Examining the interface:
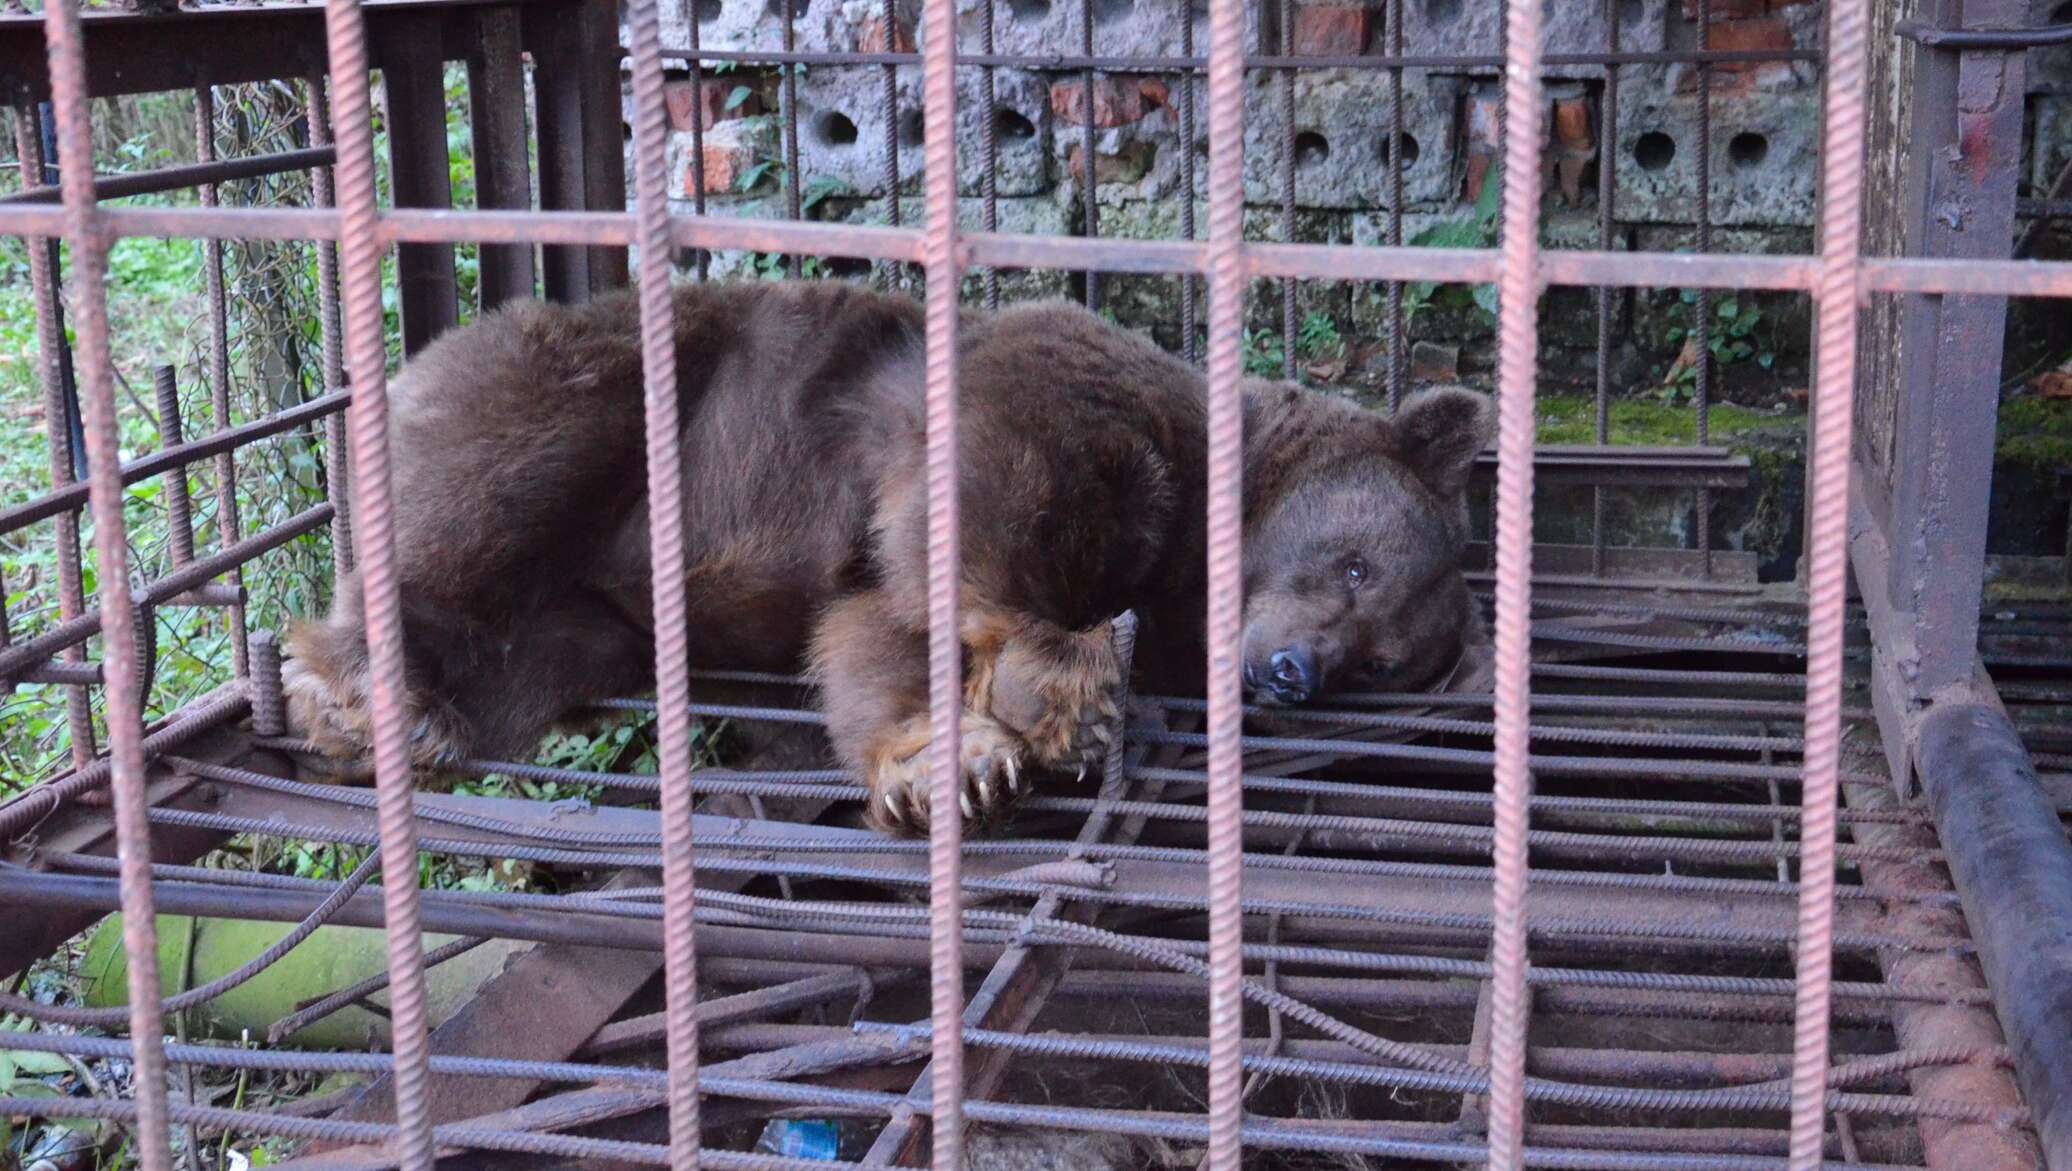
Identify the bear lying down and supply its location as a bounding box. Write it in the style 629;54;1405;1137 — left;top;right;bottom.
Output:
284;279;1496;834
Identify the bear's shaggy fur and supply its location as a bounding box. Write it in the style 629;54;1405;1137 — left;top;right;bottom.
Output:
283;280;1494;832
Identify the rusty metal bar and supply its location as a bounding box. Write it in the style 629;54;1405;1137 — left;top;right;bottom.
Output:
466;7;537;309
0;145;335;205
1486;0;1547;1163
192;83;250;677
920;0;965;1156
304;69;353;578
1200;0;1245;1158
151;367;198;567
36;0;172;1165
11;104;94;770
623;0;703;1155
651;45;1824;70
1790;0;1872;1162
381;21;460;354
322;0;437;1162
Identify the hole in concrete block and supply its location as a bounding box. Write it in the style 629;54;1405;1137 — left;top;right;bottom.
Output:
995;107;1037;141
1380;131;1420;169
813;110;860;147
691;0;722;21
1007;0;1051;20
1293;131;1330;168
1633;130;1675;173
898;109;924;148
763;0;803;21
1728;131;1768;168
1424;0;1460;26
1092;0;1134;25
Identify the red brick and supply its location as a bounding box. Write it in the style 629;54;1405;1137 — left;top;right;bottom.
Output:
857;14;915;53
1065;142;1155;186
664;78;762;132
1049;77;1169;129
1551;96;1594;153
1704;14;1794;65
674;123;760;195
1291;4;1371;56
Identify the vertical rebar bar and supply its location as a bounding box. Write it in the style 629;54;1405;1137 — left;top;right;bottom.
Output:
1591;0;1619;576
1693;0;1714;579
193;84;249;676
1178;0;1199;362
14;106;95;770
921;0;965;1155
37;2;172;1166
1079;0;1099;310
320;0;437;1163
1202;0;1246;1154
626;0;702;1159
304;72;354;579
1790;0;1868;1162
783;0;802;277
1487;0;1546;1162
979;0;1002;308
1278;0;1296;381
685;0;712;281
878;0;903;289
1385;0;1405;411
153;367;197;568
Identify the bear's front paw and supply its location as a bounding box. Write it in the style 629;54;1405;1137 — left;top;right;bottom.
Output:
280;654;469;784
864;713;1027;835
987;627;1123;782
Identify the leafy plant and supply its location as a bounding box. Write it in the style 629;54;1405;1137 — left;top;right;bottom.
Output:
1240;327;1285;378
1658;291;1774;402
1402;161;1505;327
1296;311;1342;360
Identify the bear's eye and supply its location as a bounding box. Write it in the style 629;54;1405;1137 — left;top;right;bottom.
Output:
1344;558;1368;588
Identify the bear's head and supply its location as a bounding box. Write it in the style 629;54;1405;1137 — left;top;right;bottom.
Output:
1240;385;1495;705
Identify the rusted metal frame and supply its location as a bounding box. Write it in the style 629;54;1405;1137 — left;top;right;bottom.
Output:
2015;154;2072;259
619;0;706;1152
324;0;439;1160
312;875;667;1152
580;971;886;1057
1892;18;2072;49
1789;0;1872;1160
35;0;173;1163
379;17;462;355
1200;0;1246;1151
465;6;537;309
1843;772;2042;1171
148;366;244;613
645;45;1826;70
304;69;354;577
1471;445;1749;489
528;0;596;299
862;691;1169;1165
23;191;2072;296
1905;687;2072;1167
0;505;334;687
191;85;252;678
10;105;93;769
1485;0;1548;1161
1858;0;2030;789
917;0;965;1155
0;390;349;536
0;146;337;205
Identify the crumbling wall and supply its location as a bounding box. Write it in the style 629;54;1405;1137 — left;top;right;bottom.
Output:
622;0;2062;406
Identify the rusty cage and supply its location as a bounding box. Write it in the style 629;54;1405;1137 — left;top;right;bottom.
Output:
2;0;2072;1166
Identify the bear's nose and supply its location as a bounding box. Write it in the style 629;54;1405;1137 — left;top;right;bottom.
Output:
1268;646;1317;703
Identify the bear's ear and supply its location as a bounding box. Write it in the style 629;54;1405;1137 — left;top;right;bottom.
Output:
1387;386;1495;499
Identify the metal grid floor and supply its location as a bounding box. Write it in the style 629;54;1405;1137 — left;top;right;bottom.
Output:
0;590;2052;1169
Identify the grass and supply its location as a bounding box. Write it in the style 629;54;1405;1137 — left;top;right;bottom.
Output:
1535;393;1788;447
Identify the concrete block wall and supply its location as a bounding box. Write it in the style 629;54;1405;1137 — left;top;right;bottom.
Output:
626;0;2063;392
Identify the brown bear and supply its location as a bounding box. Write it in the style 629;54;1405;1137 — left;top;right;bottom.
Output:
283;279;1494;833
